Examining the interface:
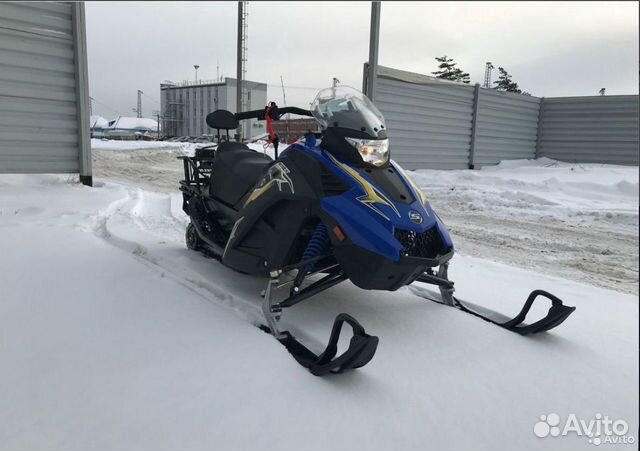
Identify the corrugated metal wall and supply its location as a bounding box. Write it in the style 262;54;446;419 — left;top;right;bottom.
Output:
473;89;540;167
367;65;638;169
537;96;639;165
0;2;91;179
374;66;474;169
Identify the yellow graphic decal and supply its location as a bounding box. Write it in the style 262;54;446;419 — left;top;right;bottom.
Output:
327;153;400;221
244;162;295;206
223;216;244;259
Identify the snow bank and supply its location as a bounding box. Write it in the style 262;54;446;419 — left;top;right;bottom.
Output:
92;138;196;153
411;157;639;235
90;115;109;128
0;174;637;451
91;139;286;157
106;116;158;130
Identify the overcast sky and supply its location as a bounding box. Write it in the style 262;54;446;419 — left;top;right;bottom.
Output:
85;1;639;119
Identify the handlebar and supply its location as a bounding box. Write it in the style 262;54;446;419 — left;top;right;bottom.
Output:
235;106;313;122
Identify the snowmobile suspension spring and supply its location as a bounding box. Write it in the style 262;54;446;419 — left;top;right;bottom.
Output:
301;223;329;272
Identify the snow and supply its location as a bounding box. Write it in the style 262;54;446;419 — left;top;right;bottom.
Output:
411;157;639;235
91;138;196;153
90;115;109;128
106;116;158;130
410;158;639;294
1;155;638;449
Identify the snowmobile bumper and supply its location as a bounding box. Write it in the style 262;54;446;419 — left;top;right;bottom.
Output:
334;243;454;291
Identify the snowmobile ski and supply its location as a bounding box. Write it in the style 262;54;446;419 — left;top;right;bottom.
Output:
413;264;576;335
260;269;378;376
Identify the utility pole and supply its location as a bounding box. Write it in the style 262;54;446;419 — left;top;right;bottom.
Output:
483;62;494;89
217;59;220;82
152;110;161;139
89;96;93;116
136;90;143;118
236;1;248;140
365;1;381;100
194;64;200;83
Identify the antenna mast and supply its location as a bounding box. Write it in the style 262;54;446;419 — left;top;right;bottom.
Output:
483;62;494;89
280;75;290;141
236;1;248;140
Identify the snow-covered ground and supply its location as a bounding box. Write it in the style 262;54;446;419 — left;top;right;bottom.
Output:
0;172;637;450
413;158;638;235
91;138;198;153
413;158;639;295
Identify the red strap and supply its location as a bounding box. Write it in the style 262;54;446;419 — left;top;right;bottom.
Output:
266;114;276;142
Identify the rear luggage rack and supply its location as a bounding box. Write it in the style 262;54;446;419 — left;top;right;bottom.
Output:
178;146;216;193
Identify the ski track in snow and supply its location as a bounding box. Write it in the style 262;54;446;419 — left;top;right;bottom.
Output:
93;149;639;295
84;188;258;318
81;185;333;351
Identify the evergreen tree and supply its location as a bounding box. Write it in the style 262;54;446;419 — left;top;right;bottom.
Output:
432;56;470;84
492;67;522;93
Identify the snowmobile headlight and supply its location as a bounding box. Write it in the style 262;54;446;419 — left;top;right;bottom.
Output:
345;138;389;167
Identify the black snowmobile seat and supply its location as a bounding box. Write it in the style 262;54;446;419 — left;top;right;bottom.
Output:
210;142;272;208
206;110;239;130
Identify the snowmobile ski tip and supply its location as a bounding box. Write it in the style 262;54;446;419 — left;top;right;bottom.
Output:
261;313;379;376
414;264;576;335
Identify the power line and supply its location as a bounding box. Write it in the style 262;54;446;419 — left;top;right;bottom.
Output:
266;84;322;91
141;92;160;106
89;96;124;117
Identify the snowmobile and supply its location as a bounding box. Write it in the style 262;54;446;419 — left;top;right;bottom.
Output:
178;86;575;376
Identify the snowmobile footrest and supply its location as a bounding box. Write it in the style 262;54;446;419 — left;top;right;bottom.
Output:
270;313;379;376
455;289;576;335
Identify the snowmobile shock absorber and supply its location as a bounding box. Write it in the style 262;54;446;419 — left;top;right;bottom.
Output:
301;223;329;271
292;223;329;292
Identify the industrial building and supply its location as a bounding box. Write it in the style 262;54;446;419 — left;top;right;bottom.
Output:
160;78;267;140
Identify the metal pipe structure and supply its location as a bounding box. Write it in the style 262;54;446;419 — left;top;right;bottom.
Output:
236;1;245;140
365;1;381;101
136;90;143;118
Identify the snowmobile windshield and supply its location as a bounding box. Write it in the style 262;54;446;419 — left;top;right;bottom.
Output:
311;86;386;138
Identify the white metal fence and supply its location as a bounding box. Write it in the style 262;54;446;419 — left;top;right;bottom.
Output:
473;88;540;167
365;65;639;169
0;2;91;183
537;96;639;166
